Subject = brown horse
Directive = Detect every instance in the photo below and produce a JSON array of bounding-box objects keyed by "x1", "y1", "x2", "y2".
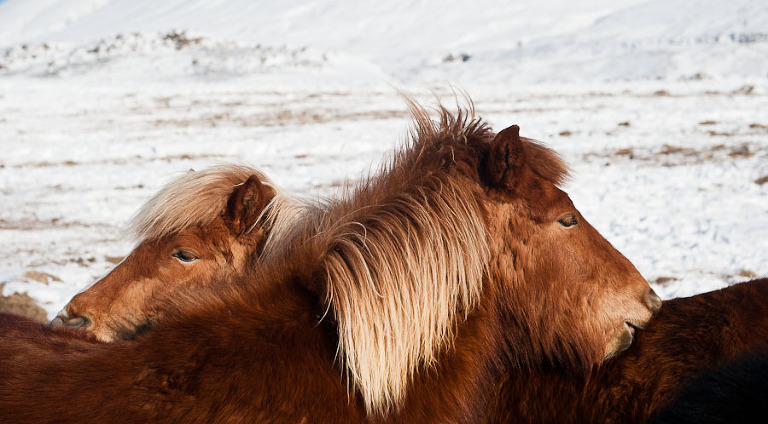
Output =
[
  {"x1": 0, "y1": 105, "x2": 658, "y2": 423},
  {"x1": 56, "y1": 177, "x2": 768, "y2": 423},
  {"x1": 486, "y1": 277, "x2": 768, "y2": 423},
  {"x1": 54, "y1": 172, "x2": 768, "y2": 422},
  {"x1": 50, "y1": 164, "x2": 306, "y2": 341}
]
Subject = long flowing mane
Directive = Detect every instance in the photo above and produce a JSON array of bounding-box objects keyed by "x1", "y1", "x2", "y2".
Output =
[{"x1": 298, "y1": 103, "x2": 495, "y2": 414}]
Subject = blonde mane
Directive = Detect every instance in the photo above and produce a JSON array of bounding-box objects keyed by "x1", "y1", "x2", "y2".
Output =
[
  {"x1": 258, "y1": 192, "x2": 321, "y2": 261},
  {"x1": 310, "y1": 105, "x2": 493, "y2": 415},
  {"x1": 128, "y1": 164, "x2": 287, "y2": 241}
]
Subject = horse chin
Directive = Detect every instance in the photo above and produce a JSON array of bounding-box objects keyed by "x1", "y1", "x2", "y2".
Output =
[
  {"x1": 109, "y1": 321, "x2": 152, "y2": 341},
  {"x1": 603, "y1": 322, "x2": 636, "y2": 361},
  {"x1": 91, "y1": 329, "x2": 117, "y2": 343},
  {"x1": 94, "y1": 319, "x2": 154, "y2": 342}
]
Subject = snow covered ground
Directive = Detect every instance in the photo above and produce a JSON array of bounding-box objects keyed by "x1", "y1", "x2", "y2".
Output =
[{"x1": 0, "y1": 0, "x2": 767, "y2": 319}]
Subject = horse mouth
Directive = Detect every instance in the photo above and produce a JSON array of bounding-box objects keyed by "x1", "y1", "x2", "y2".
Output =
[
  {"x1": 624, "y1": 322, "x2": 641, "y2": 346},
  {"x1": 626, "y1": 322, "x2": 636, "y2": 337}
]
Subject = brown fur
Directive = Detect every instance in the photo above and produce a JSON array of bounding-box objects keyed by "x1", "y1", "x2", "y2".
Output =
[
  {"x1": 0, "y1": 104, "x2": 656, "y2": 423},
  {"x1": 486, "y1": 277, "x2": 768, "y2": 423}
]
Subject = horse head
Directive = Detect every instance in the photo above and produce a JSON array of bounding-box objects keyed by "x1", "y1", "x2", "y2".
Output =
[
  {"x1": 50, "y1": 165, "x2": 287, "y2": 341},
  {"x1": 297, "y1": 103, "x2": 661, "y2": 416},
  {"x1": 483, "y1": 124, "x2": 661, "y2": 367}
]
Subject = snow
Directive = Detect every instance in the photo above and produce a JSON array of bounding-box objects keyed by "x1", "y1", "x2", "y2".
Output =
[{"x1": 0, "y1": 0, "x2": 766, "y2": 319}]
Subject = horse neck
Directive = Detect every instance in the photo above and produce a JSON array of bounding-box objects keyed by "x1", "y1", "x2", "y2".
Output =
[
  {"x1": 484, "y1": 365, "x2": 592, "y2": 423},
  {"x1": 144, "y1": 274, "x2": 368, "y2": 423},
  {"x1": 249, "y1": 250, "x2": 507, "y2": 423},
  {"x1": 243, "y1": 280, "x2": 506, "y2": 423},
  {"x1": 379, "y1": 291, "x2": 508, "y2": 424}
]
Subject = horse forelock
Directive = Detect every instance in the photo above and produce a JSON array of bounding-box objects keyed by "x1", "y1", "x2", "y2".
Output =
[
  {"x1": 128, "y1": 164, "x2": 285, "y2": 242},
  {"x1": 520, "y1": 138, "x2": 571, "y2": 188},
  {"x1": 312, "y1": 104, "x2": 492, "y2": 415}
]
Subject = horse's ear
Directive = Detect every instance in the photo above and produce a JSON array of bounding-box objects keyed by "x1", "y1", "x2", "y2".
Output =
[
  {"x1": 485, "y1": 125, "x2": 525, "y2": 190},
  {"x1": 225, "y1": 175, "x2": 272, "y2": 237}
]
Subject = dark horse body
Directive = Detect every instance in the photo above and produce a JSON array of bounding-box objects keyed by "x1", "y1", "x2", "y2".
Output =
[
  {"x1": 0, "y1": 106, "x2": 658, "y2": 423},
  {"x1": 488, "y1": 277, "x2": 768, "y2": 423},
  {"x1": 650, "y1": 347, "x2": 768, "y2": 424}
]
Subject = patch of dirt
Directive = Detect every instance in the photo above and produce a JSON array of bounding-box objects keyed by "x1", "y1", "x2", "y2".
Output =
[
  {"x1": 23, "y1": 270, "x2": 61, "y2": 285},
  {"x1": 73, "y1": 257, "x2": 97, "y2": 267},
  {"x1": 150, "y1": 108, "x2": 407, "y2": 129},
  {"x1": 707, "y1": 130, "x2": 740, "y2": 137},
  {"x1": 652, "y1": 276, "x2": 678, "y2": 287},
  {"x1": 659, "y1": 144, "x2": 693, "y2": 155},
  {"x1": 738, "y1": 269, "x2": 758, "y2": 279},
  {"x1": 733, "y1": 85, "x2": 755, "y2": 95},
  {"x1": 105, "y1": 255, "x2": 125, "y2": 264},
  {"x1": 442, "y1": 52, "x2": 472, "y2": 63},
  {"x1": 268, "y1": 108, "x2": 407, "y2": 126},
  {"x1": 0, "y1": 217, "x2": 112, "y2": 231},
  {"x1": 588, "y1": 142, "x2": 763, "y2": 167},
  {"x1": 163, "y1": 30, "x2": 204, "y2": 50},
  {"x1": 0, "y1": 286, "x2": 47, "y2": 322},
  {"x1": 0, "y1": 218, "x2": 20, "y2": 230},
  {"x1": 728, "y1": 145, "x2": 751, "y2": 158},
  {"x1": 11, "y1": 153, "x2": 225, "y2": 169}
]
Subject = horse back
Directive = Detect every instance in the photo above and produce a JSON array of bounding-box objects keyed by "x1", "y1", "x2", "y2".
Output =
[{"x1": 602, "y1": 278, "x2": 768, "y2": 422}]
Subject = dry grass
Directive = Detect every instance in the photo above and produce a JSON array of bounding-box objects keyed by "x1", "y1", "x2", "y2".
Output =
[{"x1": 0, "y1": 284, "x2": 48, "y2": 322}]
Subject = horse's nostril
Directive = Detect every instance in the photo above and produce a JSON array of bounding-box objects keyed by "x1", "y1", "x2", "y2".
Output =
[
  {"x1": 49, "y1": 316, "x2": 63, "y2": 328},
  {"x1": 69, "y1": 316, "x2": 91, "y2": 328},
  {"x1": 50, "y1": 314, "x2": 91, "y2": 329},
  {"x1": 645, "y1": 289, "x2": 662, "y2": 314}
]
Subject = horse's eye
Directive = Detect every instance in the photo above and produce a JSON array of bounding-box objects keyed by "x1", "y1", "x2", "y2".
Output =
[
  {"x1": 172, "y1": 250, "x2": 199, "y2": 263},
  {"x1": 557, "y1": 215, "x2": 578, "y2": 228}
]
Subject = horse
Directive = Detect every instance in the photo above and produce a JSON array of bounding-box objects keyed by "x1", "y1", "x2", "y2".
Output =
[
  {"x1": 55, "y1": 177, "x2": 768, "y2": 423},
  {"x1": 486, "y1": 277, "x2": 768, "y2": 423},
  {"x1": 650, "y1": 346, "x2": 768, "y2": 424},
  {"x1": 0, "y1": 104, "x2": 659, "y2": 423},
  {"x1": 49, "y1": 164, "x2": 307, "y2": 342},
  {"x1": 55, "y1": 193, "x2": 768, "y2": 424}
]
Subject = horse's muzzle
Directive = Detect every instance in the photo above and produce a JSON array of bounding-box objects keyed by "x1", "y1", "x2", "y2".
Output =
[
  {"x1": 645, "y1": 289, "x2": 662, "y2": 315},
  {"x1": 49, "y1": 314, "x2": 91, "y2": 329}
]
